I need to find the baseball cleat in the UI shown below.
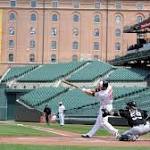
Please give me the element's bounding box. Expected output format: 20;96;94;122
81;134;90;138
115;132;121;139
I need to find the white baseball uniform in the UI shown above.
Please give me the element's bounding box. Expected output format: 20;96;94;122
58;104;65;126
86;85;119;137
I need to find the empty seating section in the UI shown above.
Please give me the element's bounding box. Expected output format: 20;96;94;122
37;89;98;114
107;68;149;81
67;61;113;82
17;61;86;82
113;87;147;99
36;87;148;116
1;65;37;82
114;88;150;113
65;103;99;117
19;87;68;107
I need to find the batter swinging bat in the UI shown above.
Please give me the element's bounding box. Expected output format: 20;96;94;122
62;80;94;95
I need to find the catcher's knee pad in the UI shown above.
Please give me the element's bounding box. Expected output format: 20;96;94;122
119;134;137;141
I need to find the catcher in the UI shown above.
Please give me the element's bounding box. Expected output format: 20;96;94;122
116;101;150;141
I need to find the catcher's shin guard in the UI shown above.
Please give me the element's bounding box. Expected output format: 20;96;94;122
119;134;137;141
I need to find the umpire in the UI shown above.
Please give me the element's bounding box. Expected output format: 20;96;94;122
43;104;51;126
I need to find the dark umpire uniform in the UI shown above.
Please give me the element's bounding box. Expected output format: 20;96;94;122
43;105;51;125
118;101;150;141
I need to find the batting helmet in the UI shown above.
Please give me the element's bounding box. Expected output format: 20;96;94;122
102;80;108;88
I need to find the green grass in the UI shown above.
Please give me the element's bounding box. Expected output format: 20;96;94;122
0;144;149;150
0;124;53;136
23;122;129;136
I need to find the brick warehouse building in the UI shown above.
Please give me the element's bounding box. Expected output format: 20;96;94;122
0;0;150;75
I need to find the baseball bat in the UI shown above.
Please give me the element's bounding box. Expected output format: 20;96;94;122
62;80;81;89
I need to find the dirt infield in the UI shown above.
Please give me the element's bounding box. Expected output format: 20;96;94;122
0;132;150;147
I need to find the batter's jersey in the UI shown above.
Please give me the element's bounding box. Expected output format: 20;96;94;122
119;108;148;127
95;85;113;109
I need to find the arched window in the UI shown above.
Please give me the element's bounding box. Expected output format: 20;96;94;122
52;14;58;21
8;53;14;62
51;54;56;62
136;16;143;23
73;14;80;22
115;28;121;37
29;54;35;62
72;41;79;49
31;13;36;21
115;15;122;24
9;13;16;21
115;42;121;50
94;15;100;23
72;55;78;61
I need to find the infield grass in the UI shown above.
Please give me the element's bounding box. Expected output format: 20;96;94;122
0;144;149;150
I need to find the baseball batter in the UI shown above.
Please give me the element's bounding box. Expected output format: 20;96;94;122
81;80;120;138
117;101;150;141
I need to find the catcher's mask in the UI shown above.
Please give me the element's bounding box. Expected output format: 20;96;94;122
126;101;137;110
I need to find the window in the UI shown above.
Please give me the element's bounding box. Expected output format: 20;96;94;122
30;40;35;48
52;14;58;21
93;42;99;50
31;14;36;21
8;53;14;62
72;55;78;61
73;14;80;22
31;0;37;8
72;41;78;49
136;16;143;24
94;15;100;23
51;41;57;49
95;0;101;9
52;0;59;8
51;27;57;37
10;0;16;7
115;15;121;24
51;54;56;62
73;0;80;8
29;54;35;62
9;27;15;35
72;28;79;36
9;40;15;48
115;0;122;9
136;2;144;10
94;55;99;60
115;28;121;37
115;42;121;50
9;13;16;21
30;27;36;35
94;28;99;37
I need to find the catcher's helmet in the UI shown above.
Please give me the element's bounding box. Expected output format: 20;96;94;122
126;101;137;109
